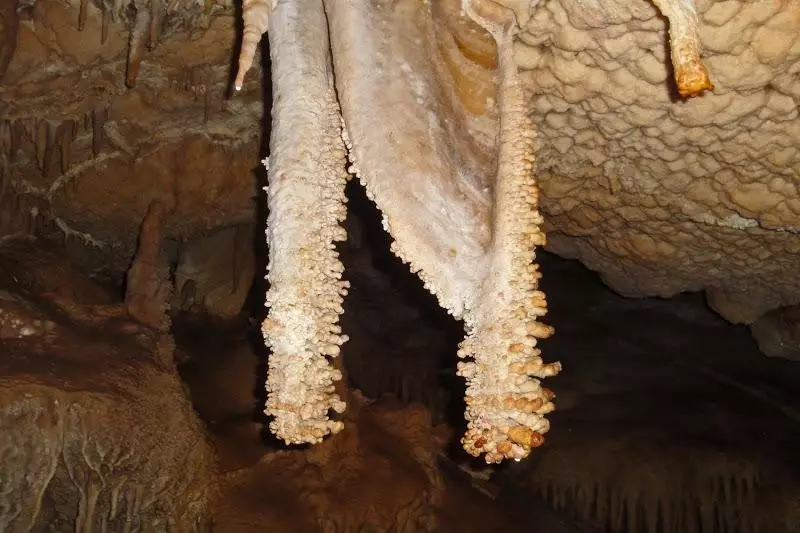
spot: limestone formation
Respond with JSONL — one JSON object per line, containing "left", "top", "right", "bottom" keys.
{"left": 0, "top": 0, "right": 798, "bottom": 463}
{"left": 232, "top": 0, "right": 797, "bottom": 462}
{"left": 0, "top": 239, "right": 215, "bottom": 531}
{"left": 241, "top": 0, "right": 562, "bottom": 462}
{"left": 517, "top": 0, "right": 800, "bottom": 323}
{"left": 260, "top": 0, "right": 350, "bottom": 444}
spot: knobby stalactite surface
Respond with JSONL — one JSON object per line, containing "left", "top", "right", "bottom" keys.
{"left": 245, "top": 0, "right": 562, "bottom": 463}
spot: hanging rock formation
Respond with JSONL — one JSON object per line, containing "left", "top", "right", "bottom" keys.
{"left": 240, "top": 0, "right": 777, "bottom": 463}
{"left": 0, "top": 0, "right": 798, "bottom": 460}
{"left": 1, "top": 0, "right": 798, "bottom": 347}
{"left": 243, "top": 0, "right": 571, "bottom": 463}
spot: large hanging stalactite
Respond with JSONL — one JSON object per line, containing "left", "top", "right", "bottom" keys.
{"left": 259, "top": 0, "right": 350, "bottom": 444}
{"left": 236, "top": 0, "right": 562, "bottom": 463}
{"left": 454, "top": 0, "right": 560, "bottom": 463}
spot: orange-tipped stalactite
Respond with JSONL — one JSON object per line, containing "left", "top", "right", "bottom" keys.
{"left": 651, "top": 0, "right": 714, "bottom": 98}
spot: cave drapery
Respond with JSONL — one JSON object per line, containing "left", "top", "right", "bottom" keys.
{"left": 234, "top": 0, "right": 713, "bottom": 463}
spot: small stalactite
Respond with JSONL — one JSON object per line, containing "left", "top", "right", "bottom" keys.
{"left": 0, "top": 155, "right": 8, "bottom": 204}
{"left": 10, "top": 119, "right": 23, "bottom": 163}
{"left": 125, "top": 4, "right": 151, "bottom": 88}
{"left": 35, "top": 119, "right": 48, "bottom": 173}
{"left": 148, "top": 0, "right": 162, "bottom": 50}
{"left": 43, "top": 119, "right": 58, "bottom": 178}
{"left": 101, "top": 8, "right": 111, "bottom": 44}
{"left": 0, "top": 191, "right": 12, "bottom": 233}
{"left": 78, "top": 0, "right": 89, "bottom": 30}
{"left": 56, "top": 119, "right": 76, "bottom": 174}
{"left": 0, "top": 120, "right": 9, "bottom": 158}
{"left": 528, "top": 455, "right": 764, "bottom": 533}
{"left": 91, "top": 106, "right": 107, "bottom": 157}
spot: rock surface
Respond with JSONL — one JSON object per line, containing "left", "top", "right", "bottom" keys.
{"left": 1, "top": 2, "right": 799, "bottom": 345}
{"left": 1, "top": 0, "right": 259, "bottom": 316}
{"left": 0, "top": 238, "right": 215, "bottom": 532}
{"left": 518, "top": 0, "right": 800, "bottom": 323}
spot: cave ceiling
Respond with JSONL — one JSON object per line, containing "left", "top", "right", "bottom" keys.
{"left": 1, "top": 0, "right": 799, "bottom": 456}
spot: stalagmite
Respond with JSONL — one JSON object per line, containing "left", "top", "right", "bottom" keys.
{"left": 125, "top": 200, "right": 173, "bottom": 332}
{"left": 260, "top": 0, "right": 350, "bottom": 444}
{"left": 650, "top": 0, "right": 713, "bottom": 97}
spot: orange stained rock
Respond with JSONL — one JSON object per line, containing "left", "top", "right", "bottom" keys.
{"left": 508, "top": 425, "right": 545, "bottom": 448}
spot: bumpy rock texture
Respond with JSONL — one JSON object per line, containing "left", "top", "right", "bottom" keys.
{"left": 519, "top": 0, "right": 800, "bottom": 324}
{"left": 0, "top": 238, "right": 215, "bottom": 532}
{"left": 2, "top": 0, "right": 799, "bottom": 467}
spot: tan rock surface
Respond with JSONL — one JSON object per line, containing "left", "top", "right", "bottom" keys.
{"left": 517, "top": 0, "right": 800, "bottom": 323}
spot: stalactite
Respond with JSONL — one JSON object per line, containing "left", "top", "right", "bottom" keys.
{"left": 528, "top": 447, "right": 764, "bottom": 533}
{"left": 234, "top": 0, "right": 275, "bottom": 90}
{"left": 56, "top": 121, "right": 69, "bottom": 174}
{"left": 650, "top": 0, "right": 713, "bottom": 97}
{"left": 0, "top": 121, "right": 9, "bottom": 158}
{"left": 43, "top": 119, "right": 58, "bottom": 178}
{"left": 35, "top": 119, "right": 48, "bottom": 173}
{"left": 148, "top": 0, "right": 162, "bottom": 50}
{"left": 260, "top": 0, "right": 350, "bottom": 444}
{"left": 0, "top": 156, "right": 8, "bottom": 203}
{"left": 125, "top": 3, "right": 151, "bottom": 88}
{"left": 9, "top": 193, "right": 20, "bottom": 233}
{"left": 78, "top": 0, "right": 89, "bottom": 30}
{"left": 0, "top": 0, "right": 19, "bottom": 84}
{"left": 101, "top": 8, "right": 111, "bottom": 44}
{"left": 454, "top": 0, "right": 560, "bottom": 464}
{"left": 32, "top": 205, "right": 44, "bottom": 235}
{"left": 0, "top": 194, "right": 11, "bottom": 233}
{"left": 91, "top": 107, "right": 107, "bottom": 157}
{"left": 9, "top": 120, "right": 22, "bottom": 164}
